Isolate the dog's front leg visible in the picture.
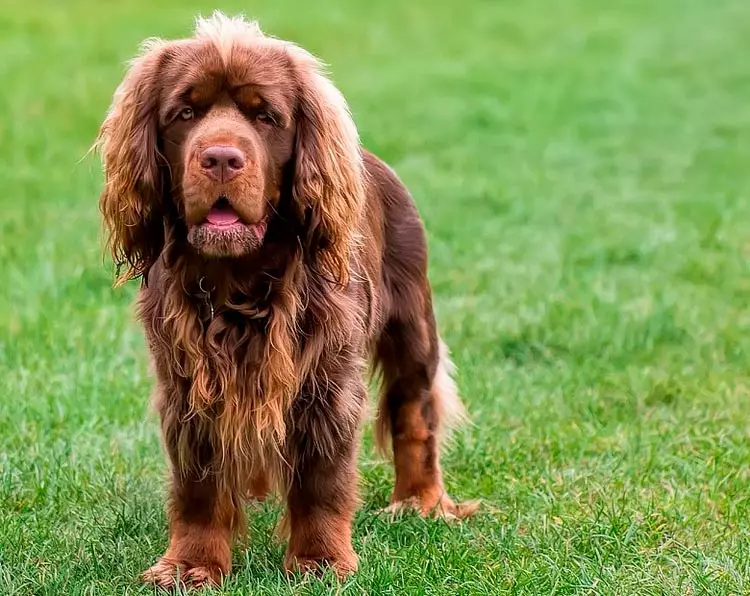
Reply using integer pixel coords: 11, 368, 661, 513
283, 377, 366, 578
143, 423, 239, 589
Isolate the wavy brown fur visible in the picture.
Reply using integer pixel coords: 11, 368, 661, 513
97, 12, 476, 590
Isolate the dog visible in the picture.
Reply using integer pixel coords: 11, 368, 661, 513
97, 12, 476, 589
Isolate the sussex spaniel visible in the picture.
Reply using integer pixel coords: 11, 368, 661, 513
97, 12, 476, 589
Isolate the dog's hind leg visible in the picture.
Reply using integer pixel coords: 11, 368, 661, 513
374, 297, 478, 519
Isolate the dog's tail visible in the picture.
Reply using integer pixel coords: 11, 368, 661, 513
432, 338, 469, 439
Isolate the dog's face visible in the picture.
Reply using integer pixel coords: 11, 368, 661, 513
160, 47, 296, 258
98, 15, 364, 282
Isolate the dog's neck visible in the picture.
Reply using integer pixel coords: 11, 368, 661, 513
167, 242, 297, 324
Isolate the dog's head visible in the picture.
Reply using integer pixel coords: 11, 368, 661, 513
98, 13, 363, 283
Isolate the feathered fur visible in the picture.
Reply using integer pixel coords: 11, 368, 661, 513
97, 13, 475, 589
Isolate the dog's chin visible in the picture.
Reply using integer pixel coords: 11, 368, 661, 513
187, 219, 268, 259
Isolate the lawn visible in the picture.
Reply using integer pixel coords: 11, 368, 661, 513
2, 0, 750, 594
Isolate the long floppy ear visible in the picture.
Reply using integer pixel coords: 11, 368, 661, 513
97, 40, 169, 286
291, 50, 365, 285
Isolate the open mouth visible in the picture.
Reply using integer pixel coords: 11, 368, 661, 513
201, 196, 269, 239
188, 196, 269, 257
205, 196, 242, 227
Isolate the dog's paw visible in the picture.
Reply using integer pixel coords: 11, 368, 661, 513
384, 492, 480, 521
284, 549, 358, 580
142, 558, 223, 590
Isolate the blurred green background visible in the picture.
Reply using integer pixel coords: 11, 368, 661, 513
2, 0, 750, 594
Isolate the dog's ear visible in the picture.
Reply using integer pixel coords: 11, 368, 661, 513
291, 49, 365, 285
97, 40, 170, 285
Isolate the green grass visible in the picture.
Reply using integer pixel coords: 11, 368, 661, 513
2, 0, 750, 593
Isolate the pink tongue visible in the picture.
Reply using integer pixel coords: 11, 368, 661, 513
206, 206, 240, 226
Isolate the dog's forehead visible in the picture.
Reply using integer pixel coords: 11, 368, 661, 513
166, 39, 292, 87
160, 39, 296, 105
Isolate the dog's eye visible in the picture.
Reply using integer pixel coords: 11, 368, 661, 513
256, 112, 274, 125
179, 107, 194, 121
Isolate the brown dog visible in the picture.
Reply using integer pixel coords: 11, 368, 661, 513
97, 12, 476, 589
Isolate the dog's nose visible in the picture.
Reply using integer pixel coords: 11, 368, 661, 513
199, 146, 246, 183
